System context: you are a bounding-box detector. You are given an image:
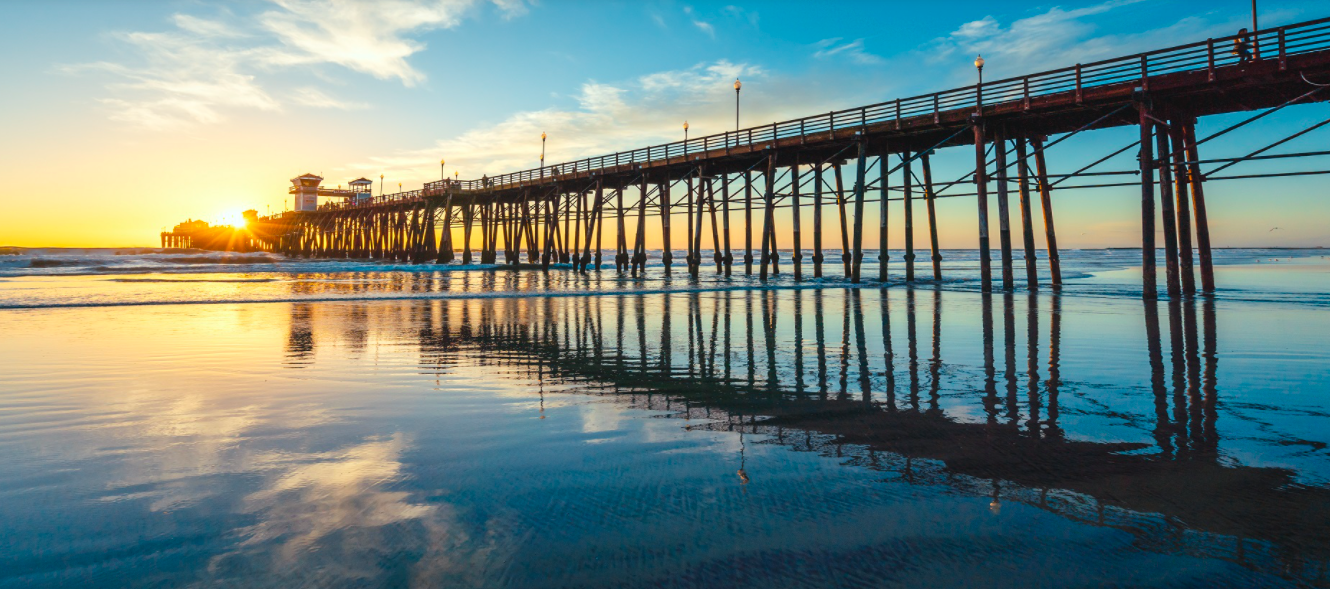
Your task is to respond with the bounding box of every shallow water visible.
[1,249,1328,587]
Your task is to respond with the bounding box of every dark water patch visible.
[27,259,81,268]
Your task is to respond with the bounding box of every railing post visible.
[1023,77,1031,110]
[1140,55,1149,91]
[1279,27,1287,70]
[1074,64,1083,103]
[895,98,902,129]
[933,94,940,124]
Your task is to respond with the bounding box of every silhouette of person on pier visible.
[1234,28,1254,63]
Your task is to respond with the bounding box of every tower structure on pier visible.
[349,177,373,203]
[291,173,323,212]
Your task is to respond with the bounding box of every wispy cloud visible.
[256,0,475,86]
[350,59,780,184]
[290,87,371,110]
[923,0,1245,76]
[722,5,758,28]
[684,6,715,39]
[812,38,884,65]
[69,0,524,129]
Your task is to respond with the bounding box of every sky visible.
[1,0,1327,249]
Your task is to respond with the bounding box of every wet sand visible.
[0,252,1328,587]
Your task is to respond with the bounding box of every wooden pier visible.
[229,19,1330,297]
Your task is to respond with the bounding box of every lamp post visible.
[733,79,742,131]
[974,54,985,114]
[440,158,445,181]
[540,132,547,174]
[380,174,384,197]
[684,120,689,142]
[1251,0,1260,58]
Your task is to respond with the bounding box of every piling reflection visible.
[281,288,1328,585]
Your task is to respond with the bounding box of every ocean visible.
[1,247,1328,587]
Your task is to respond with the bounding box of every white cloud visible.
[923,0,1244,76]
[684,6,716,39]
[340,58,871,189]
[257,0,475,86]
[290,87,371,110]
[71,0,523,129]
[812,38,884,66]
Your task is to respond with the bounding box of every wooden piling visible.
[834,162,851,278]
[616,185,627,272]
[1014,137,1039,289]
[1170,120,1196,294]
[661,181,673,274]
[462,201,475,265]
[594,185,604,271]
[743,170,754,275]
[1182,119,1213,293]
[759,156,776,281]
[696,172,707,279]
[921,152,942,281]
[995,132,1015,290]
[974,121,993,291]
[791,161,803,281]
[878,155,890,282]
[686,174,696,274]
[1138,106,1158,299]
[708,178,722,274]
[721,173,733,275]
[851,141,868,283]
[903,151,915,282]
[1030,137,1062,287]
[1155,122,1182,297]
[813,162,825,278]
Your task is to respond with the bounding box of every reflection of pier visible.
[284,288,1330,585]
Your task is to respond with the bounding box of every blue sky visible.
[1,0,1327,247]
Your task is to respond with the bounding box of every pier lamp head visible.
[541,132,547,141]
[440,158,445,166]
[734,79,741,91]
[683,121,689,131]
[974,54,985,71]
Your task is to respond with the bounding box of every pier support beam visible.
[974,119,993,291]
[1014,137,1039,289]
[995,132,1015,290]
[878,154,889,282]
[1138,104,1158,299]
[1155,122,1182,297]
[813,162,824,279]
[1031,137,1062,288]
[744,170,754,275]
[1170,121,1196,295]
[851,141,867,283]
[903,151,915,282]
[922,151,942,281]
[791,161,803,281]
[1182,118,1214,293]
[721,173,733,276]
